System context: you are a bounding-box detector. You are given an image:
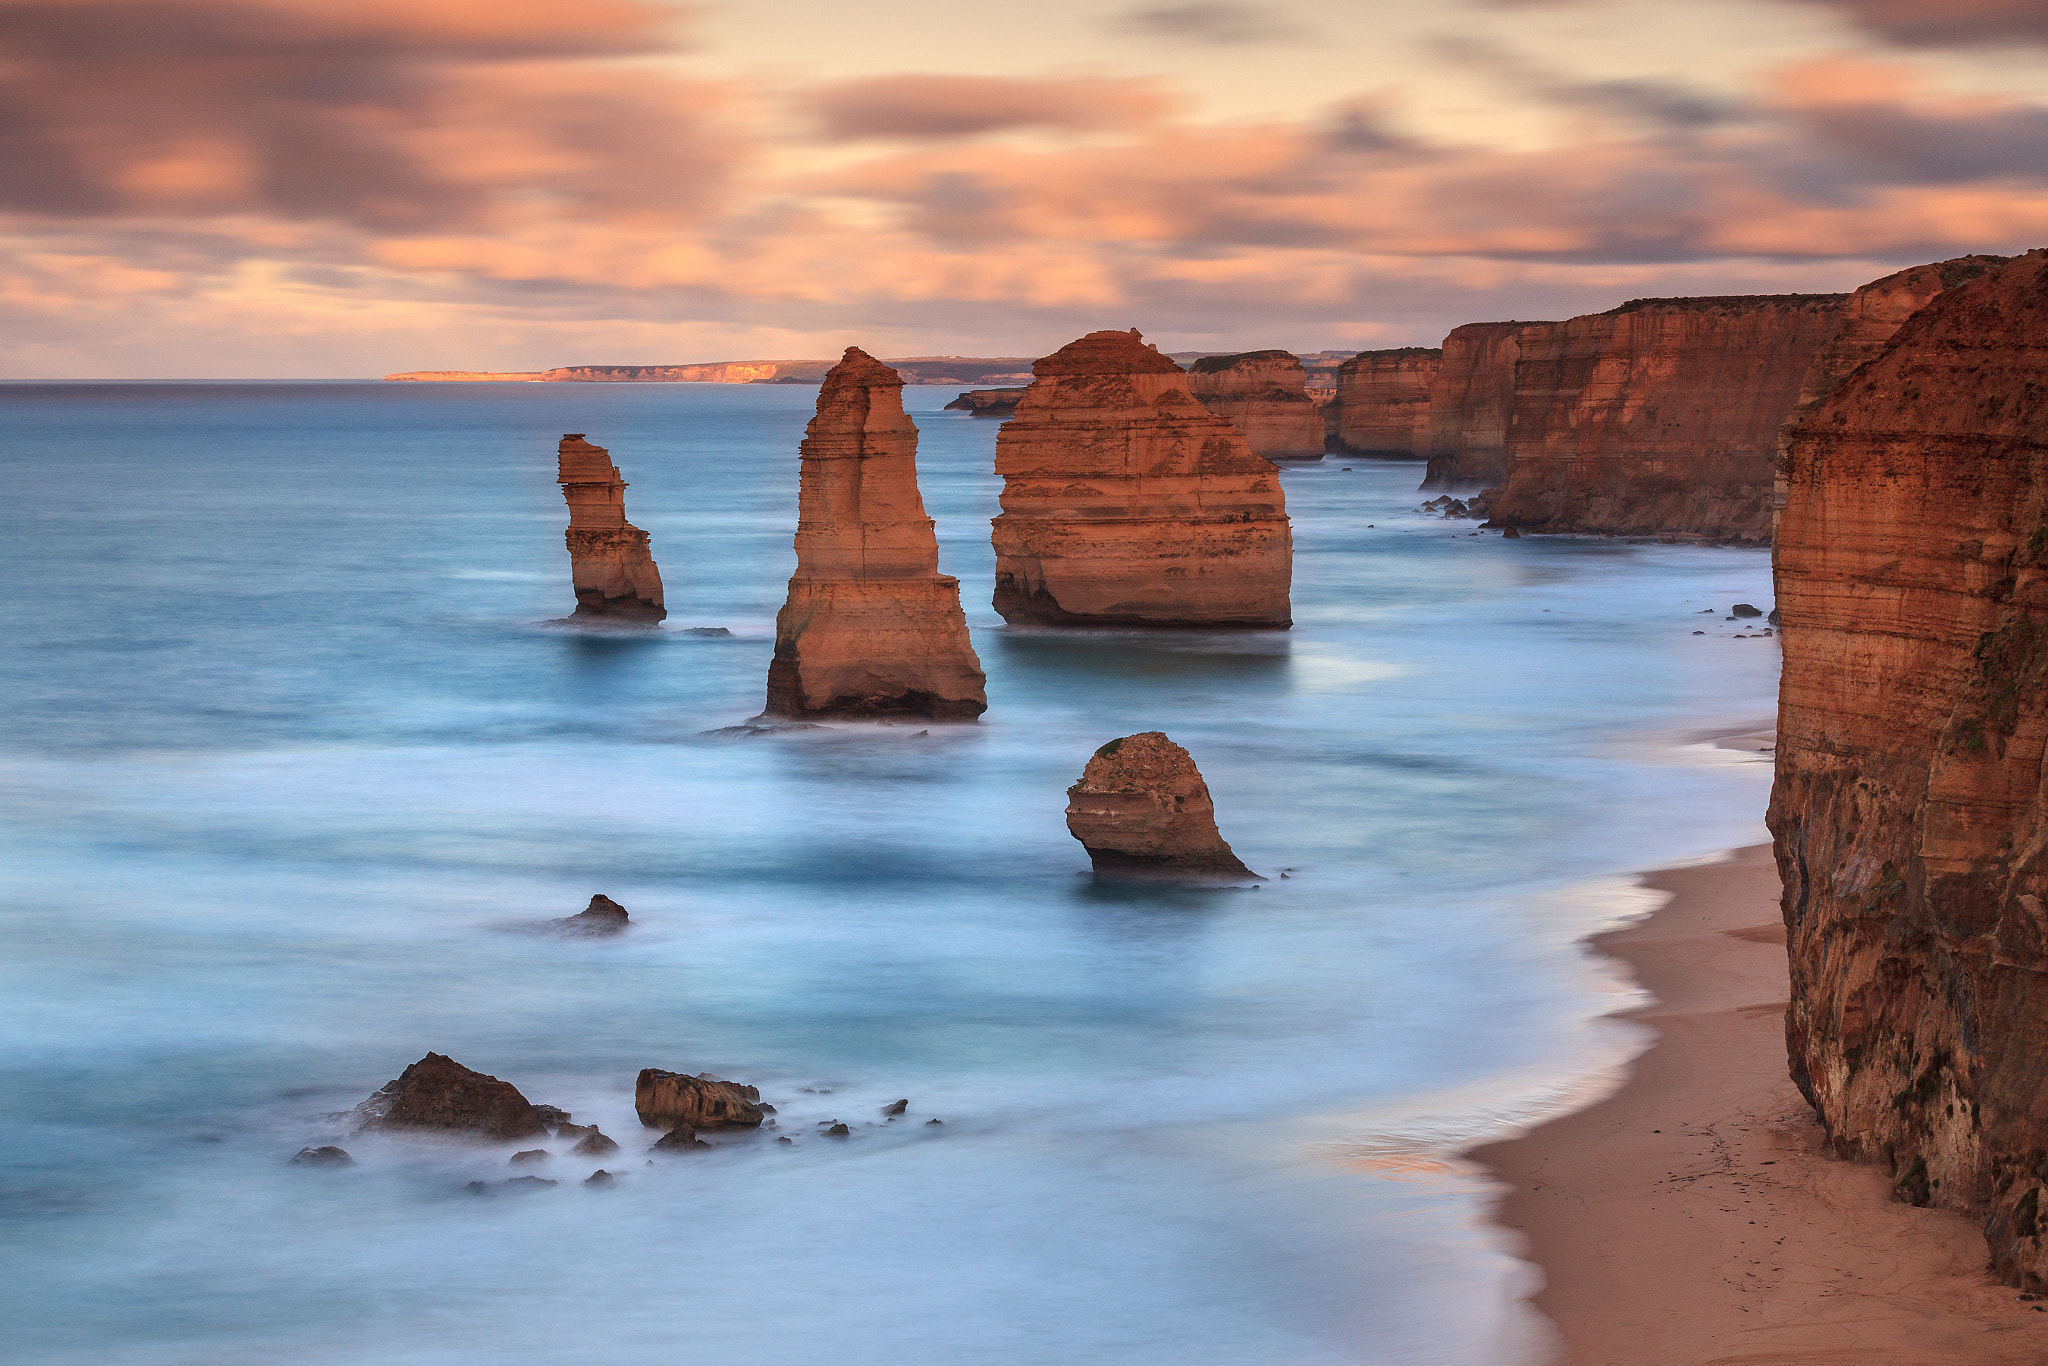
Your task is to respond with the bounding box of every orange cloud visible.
[799,74,1174,141]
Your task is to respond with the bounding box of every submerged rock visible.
[650,1124,709,1153]
[291,1145,353,1167]
[570,1129,620,1157]
[509,1149,549,1166]
[764,348,987,721]
[635,1069,767,1130]
[352,1053,549,1141]
[1065,732,1260,880]
[557,434,665,622]
[554,894,629,936]
[880,1099,908,1116]
[584,1169,618,1187]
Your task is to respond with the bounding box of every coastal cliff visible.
[1420,322,1547,490]
[1769,248,2048,1288]
[991,329,1292,628]
[557,434,665,622]
[1184,350,1326,459]
[765,348,986,719]
[1331,348,1440,458]
[1482,294,1848,542]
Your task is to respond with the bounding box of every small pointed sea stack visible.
[557,434,665,621]
[1184,350,1326,459]
[992,330,1292,628]
[1065,732,1260,879]
[765,348,987,719]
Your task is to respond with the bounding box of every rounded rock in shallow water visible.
[291,1146,353,1167]
[509,1149,549,1166]
[1064,732,1260,881]
[649,1124,707,1154]
[570,1130,619,1157]
[826,1123,850,1138]
[880,1099,908,1116]
[584,1169,617,1188]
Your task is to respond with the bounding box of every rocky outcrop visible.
[1331,348,1441,457]
[1064,732,1260,879]
[353,1054,549,1141]
[1420,322,1550,490]
[1768,248,2048,1289]
[554,894,628,935]
[557,434,665,622]
[1481,294,1849,542]
[991,330,1293,628]
[635,1070,767,1130]
[1184,350,1326,460]
[764,349,987,719]
[942,387,1026,416]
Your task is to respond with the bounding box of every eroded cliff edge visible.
[1331,347,1440,458]
[1769,248,2048,1287]
[1184,350,1325,460]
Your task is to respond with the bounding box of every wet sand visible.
[1472,843,2048,1364]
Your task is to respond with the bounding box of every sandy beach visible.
[1472,842,2048,1364]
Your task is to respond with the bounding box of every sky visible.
[3,0,2047,376]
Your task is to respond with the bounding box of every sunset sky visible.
[5,0,2047,376]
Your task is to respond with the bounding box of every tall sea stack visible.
[557,434,666,621]
[1419,322,1547,491]
[764,348,986,719]
[1769,248,2047,1287]
[991,329,1292,628]
[1480,294,1848,542]
[1184,350,1325,460]
[1331,347,1440,458]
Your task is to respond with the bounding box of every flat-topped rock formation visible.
[942,387,1026,416]
[1332,347,1441,457]
[1481,294,1849,542]
[557,434,665,622]
[765,348,986,719]
[1420,322,1550,490]
[635,1069,767,1130]
[353,1053,550,1141]
[991,329,1293,628]
[1065,732,1259,879]
[1769,248,2048,1290]
[1184,350,1325,460]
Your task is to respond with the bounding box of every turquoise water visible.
[0,381,1778,1363]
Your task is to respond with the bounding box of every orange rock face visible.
[557,434,665,621]
[991,330,1292,628]
[1481,295,1848,542]
[765,348,987,719]
[1331,347,1441,458]
[1184,350,1326,459]
[1065,732,1258,879]
[1419,322,1549,490]
[1768,249,2048,1287]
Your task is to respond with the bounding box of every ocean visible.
[0,380,1779,1363]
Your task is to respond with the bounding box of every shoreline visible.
[1471,843,2044,1364]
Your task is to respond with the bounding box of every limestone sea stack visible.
[991,330,1292,628]
[1065,732,1259,880]
[1769,247,2048,1288]
[1184,350,1326,460]
[1331,347,1441,457]
[764,349,987,720]
[1480,294,1848,542]
[557,434,666,621]
[1419,322,1552,491]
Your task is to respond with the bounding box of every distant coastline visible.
[383,350,1364,387]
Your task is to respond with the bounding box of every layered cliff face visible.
[1331,348,1441,457]
[1184,350,1325,459]
[1769,248,2048,1288]
[991,330,1292,628]
[557,434,666,621]
[765,348,987,719]
[1065,732,1258,879]
[1420,322,1548,490]
[1482,294,1849,542]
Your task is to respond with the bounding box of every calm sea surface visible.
[0,381,1778,1364]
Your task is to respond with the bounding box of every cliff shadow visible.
[989,631,1292,689]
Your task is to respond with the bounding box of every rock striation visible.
[1331,348,1441,458]
[764,348,987,719]
[353,1054,549,1141]
[1768,248,2048,1289]
[991,330,1293,628]
[1420,322,1550,491]
[1184,350,1326,460]
[635,1070,767,1130]
[557,434,666,622]
[1064,731,1260,879]
[1481,294,1849,542]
